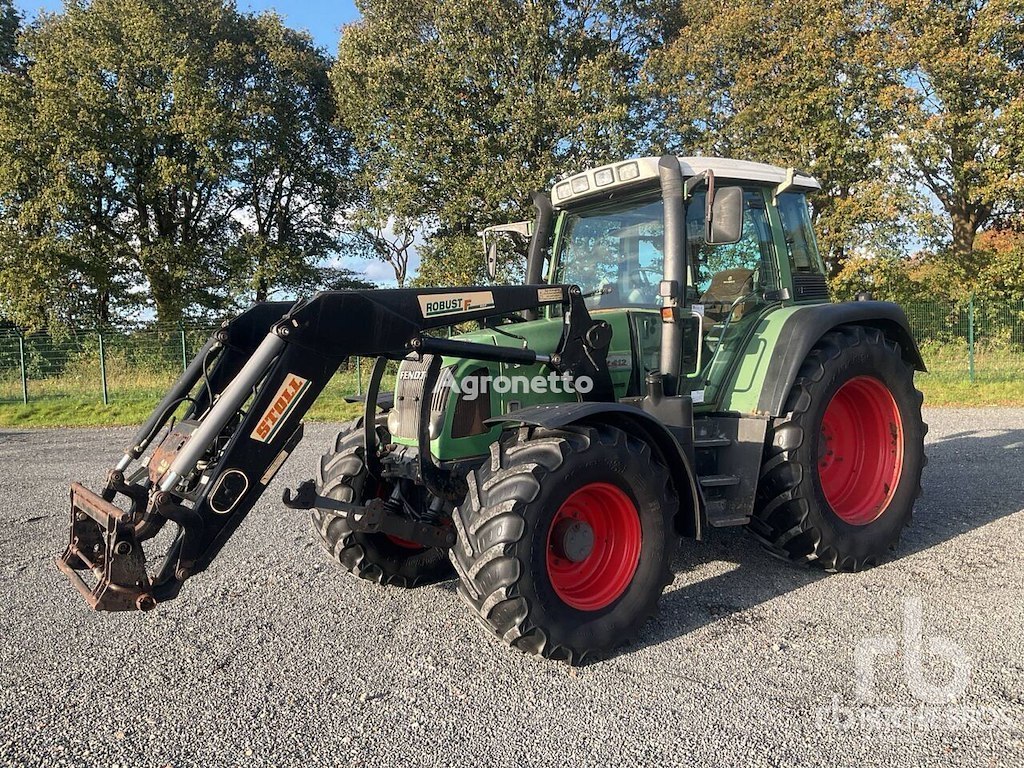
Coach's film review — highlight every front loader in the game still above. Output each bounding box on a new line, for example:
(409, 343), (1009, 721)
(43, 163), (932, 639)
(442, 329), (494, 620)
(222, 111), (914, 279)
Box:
(59, 155), (926, 662)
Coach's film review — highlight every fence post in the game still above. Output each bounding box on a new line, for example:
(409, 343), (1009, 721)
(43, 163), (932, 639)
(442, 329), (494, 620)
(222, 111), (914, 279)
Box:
(968, 294), (975, 384)
(98, 330), (109, 405)
(356, 357), (362, 396)
(180, 325), (188, 374)
(18, 333), (27, 405)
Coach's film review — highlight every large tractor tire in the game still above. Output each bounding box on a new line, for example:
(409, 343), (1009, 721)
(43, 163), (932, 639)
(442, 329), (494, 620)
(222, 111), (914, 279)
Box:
(749, 325), (926, 571)
(451, 424), (678, 663)
(311, 419), (453, 587)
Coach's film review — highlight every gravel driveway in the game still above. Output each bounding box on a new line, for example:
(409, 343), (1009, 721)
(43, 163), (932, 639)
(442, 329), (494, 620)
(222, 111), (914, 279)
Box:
(1, 408), (1022, 767)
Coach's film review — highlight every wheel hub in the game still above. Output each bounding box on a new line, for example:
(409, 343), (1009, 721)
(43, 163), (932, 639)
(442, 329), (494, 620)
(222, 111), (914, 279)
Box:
(551, 518), (595, 563)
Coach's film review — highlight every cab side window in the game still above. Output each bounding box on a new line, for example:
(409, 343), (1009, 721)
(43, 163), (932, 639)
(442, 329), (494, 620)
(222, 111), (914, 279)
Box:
(686, 187), (776, 297)
(776, 192), (823, 274)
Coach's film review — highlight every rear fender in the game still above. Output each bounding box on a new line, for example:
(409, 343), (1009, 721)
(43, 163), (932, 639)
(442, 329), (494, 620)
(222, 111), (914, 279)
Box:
(746, 301), (925, 417)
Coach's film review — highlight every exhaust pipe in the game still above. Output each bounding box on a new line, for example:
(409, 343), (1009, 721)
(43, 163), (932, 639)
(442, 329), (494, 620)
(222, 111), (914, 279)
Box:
(658, 155), (686, 396)
(523, 191), (554, 322)
(526, 191), (553, 285)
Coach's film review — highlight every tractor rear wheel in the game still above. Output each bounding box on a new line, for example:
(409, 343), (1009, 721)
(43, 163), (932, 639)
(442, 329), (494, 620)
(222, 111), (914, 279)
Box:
(749, 325), (926, 571)
(450, 424), (678, 663)
(311, 419), (453, 587)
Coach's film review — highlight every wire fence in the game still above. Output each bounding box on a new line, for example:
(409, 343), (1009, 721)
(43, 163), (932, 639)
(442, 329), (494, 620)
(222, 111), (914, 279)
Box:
(0, 323), (368, 406)
(1, 297), (1022, 406)
(903, 297), (1024, 385)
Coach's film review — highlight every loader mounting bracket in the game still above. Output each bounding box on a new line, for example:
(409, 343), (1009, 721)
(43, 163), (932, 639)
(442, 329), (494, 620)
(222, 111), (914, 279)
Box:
(283, 479), (455, 549)
(56, 483), (156, 612)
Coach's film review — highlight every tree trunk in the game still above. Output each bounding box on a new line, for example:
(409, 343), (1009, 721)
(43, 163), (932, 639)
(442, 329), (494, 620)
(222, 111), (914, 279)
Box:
(949, 204), (982, 283)
(146, 268), (182, 325)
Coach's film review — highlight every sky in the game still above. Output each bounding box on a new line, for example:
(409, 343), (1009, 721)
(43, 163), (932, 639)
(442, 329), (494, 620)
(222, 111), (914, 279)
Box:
(15, 1), (361, 52)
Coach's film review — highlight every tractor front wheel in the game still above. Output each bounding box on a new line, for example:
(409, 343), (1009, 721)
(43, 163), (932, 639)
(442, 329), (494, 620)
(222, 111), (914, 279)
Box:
(311, 419), (453, 587)
(450, 425), (678, 663)
(750, 325), (926, 571)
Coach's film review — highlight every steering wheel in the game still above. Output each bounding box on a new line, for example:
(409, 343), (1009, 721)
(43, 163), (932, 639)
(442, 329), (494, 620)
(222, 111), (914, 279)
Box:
(626, 267), (662, 305)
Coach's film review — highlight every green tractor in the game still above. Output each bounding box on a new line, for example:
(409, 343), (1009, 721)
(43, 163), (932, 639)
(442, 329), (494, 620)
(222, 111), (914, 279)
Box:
(59, 155), (925, 663)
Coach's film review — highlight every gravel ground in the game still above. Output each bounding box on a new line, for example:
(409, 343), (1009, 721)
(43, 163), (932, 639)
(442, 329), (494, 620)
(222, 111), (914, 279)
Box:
(0, 408), (1022, 767)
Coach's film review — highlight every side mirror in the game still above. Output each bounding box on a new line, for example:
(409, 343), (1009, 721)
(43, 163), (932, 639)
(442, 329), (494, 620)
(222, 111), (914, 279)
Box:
(705, 186), (743, 245)
(479, 220), (534, 282)
(485, 240), (499, 281)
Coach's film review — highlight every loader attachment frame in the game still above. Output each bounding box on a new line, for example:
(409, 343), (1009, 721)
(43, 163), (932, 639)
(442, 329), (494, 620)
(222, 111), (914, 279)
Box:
(58, 284), (613, 610)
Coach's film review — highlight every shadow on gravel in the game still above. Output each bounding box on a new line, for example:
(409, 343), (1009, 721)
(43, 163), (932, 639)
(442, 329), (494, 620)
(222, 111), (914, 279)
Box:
(615, 532), (827, 661)
(898, 426), (1024, 557)
(612, 426), (1024, 663)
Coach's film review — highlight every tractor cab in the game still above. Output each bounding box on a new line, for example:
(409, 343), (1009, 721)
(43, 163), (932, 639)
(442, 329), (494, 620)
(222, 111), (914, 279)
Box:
(538, 157), (826, 408)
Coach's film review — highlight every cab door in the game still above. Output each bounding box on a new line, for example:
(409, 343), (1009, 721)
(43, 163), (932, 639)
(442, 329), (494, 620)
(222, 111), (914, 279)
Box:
(684, 185), (781, 405)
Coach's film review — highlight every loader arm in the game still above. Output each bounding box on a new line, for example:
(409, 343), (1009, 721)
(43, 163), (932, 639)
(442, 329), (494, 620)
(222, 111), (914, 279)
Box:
(58, 284), (612, 611)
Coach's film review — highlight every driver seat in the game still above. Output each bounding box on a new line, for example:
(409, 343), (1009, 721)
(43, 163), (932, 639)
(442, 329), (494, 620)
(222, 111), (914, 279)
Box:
(700, 268), (756, 323)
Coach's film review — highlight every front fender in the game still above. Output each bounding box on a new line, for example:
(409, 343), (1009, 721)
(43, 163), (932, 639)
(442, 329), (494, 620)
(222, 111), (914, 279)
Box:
(487, 402), (705, 540)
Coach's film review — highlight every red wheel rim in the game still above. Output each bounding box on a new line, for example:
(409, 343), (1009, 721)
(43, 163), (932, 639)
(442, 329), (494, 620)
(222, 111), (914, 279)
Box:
(385, 534), (425, 550)
(818, 376), (904, 525)
(546, 482), (641, 611)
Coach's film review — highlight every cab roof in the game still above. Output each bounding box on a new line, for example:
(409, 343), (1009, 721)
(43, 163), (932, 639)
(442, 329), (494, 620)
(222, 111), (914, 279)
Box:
(551, 156), (821, 208)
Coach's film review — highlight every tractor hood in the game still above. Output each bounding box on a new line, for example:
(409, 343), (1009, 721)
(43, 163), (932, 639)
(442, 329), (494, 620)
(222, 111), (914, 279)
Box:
(388, 309), (644, 460)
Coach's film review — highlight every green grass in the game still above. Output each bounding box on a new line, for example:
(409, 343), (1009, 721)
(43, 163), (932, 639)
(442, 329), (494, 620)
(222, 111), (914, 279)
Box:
(1, 342), (1021, 428)
(914, 341), (1024, 407)
(0, 363), (366, 427)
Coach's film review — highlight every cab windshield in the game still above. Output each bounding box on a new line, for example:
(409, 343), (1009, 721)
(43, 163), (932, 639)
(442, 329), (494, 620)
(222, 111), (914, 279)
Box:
(553, 196), (666, 308)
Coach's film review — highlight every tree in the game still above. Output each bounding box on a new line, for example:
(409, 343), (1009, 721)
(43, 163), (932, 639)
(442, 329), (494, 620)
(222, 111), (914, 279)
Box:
(0, 2), (97, 328)
(350, 224), (416, 287)
(647, 0), (913, 275)
(332, 0), (656, 286)
(885, 0), (1024, 280)
(10, 0), (251, 324)
(229, 13), (361, 303)
(0, 0), (360, 329)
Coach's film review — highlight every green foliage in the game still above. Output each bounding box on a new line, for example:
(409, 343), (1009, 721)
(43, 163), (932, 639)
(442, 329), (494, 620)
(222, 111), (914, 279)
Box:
(0, 0), (362, 330)
(646, 0), (914, 276)
(332, 0), (656, 286)
(973, 228), (1024, 302)
(830, 255), (933, 303)
(1, 0), (1022, 320)
(884, 0), (1024, 272)
(227, 13), (362, 302)
(0, 0), (17, 71)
